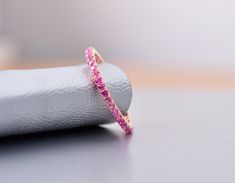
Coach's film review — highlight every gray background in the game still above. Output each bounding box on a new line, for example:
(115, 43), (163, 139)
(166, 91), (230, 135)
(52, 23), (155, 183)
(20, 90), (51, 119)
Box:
(0, 88), (235, 183)
(0, 1), (235, 182)
(0, 0), (235, 68)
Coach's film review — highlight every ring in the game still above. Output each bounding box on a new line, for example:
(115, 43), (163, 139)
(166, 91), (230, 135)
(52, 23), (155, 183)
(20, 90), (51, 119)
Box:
(85, 47), (133, 134)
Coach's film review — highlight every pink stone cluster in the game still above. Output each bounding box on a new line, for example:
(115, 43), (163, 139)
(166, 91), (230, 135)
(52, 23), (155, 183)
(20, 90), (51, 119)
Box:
(85, 47), (132, 134)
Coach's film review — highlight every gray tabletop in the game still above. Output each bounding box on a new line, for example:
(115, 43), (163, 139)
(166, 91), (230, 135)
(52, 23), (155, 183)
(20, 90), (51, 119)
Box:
(0, 88), (235, 183)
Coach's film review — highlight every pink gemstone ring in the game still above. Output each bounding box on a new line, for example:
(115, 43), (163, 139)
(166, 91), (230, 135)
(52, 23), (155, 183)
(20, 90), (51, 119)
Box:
(85, 47), (133, 134)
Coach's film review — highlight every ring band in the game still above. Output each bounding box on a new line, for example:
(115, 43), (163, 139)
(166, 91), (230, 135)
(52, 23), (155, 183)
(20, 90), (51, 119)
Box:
(85, 47), (133, 134)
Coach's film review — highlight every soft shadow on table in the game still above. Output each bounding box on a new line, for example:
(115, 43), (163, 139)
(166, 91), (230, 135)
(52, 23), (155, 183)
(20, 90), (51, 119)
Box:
(0, 125), (132, 183)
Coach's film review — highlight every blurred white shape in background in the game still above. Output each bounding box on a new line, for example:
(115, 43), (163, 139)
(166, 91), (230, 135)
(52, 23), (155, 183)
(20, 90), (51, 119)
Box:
(0, 37), (17, 67)
(0, 0), (18, 68)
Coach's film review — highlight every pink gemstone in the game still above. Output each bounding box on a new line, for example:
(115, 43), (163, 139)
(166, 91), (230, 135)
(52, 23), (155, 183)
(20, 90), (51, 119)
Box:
(116, 113), (122, 122)
(108, 102), (114, 109)
(121, 123), (128, 130)
(105, 97), (112, 102)
(85, 51), (91, 56)
(119, 118), (125, 126)
(88, 54), (93, 59)
(112, 108), (118, 116)
(93, 69), (99, 77)
(95, 77), (102, 85)
(90, 65), (96, 71)
(88, 60), (93, 66)
(98, 84), (105, 90)
(125, 128), (132, 134)
(102, 90), (108, 97)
